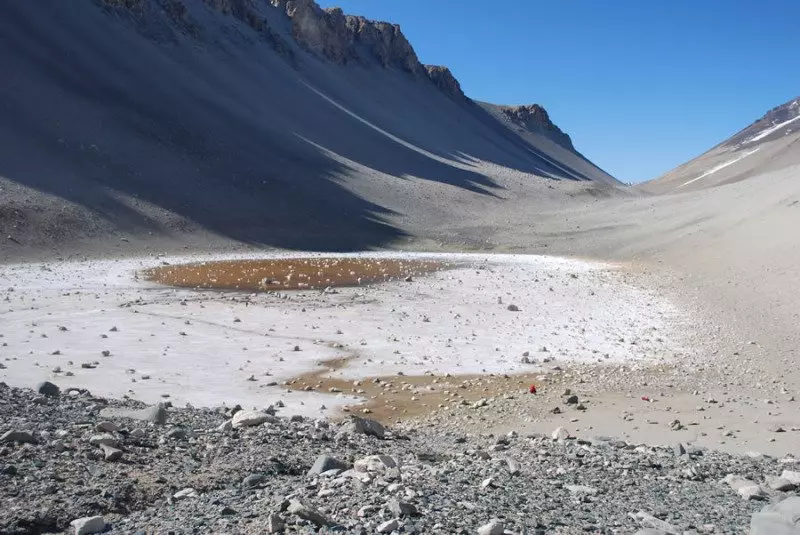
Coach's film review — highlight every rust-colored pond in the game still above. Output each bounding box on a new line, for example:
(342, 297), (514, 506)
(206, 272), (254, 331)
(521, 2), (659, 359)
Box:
(143, 257), (449, 292)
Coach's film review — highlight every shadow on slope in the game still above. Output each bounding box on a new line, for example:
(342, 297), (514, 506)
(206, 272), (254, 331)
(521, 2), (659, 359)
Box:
(0, 1), (515, 251)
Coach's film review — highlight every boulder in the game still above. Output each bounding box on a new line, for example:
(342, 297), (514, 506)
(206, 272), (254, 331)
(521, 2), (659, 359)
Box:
(70, 516), (106, 535)
(287, 499), (332, 527)
(750, 496), (800, 535)
(341, 415), (385, 438)
(36, 381), (60, 397)
(232, 410), (273, 428)
(308, 454), (350, 477)
(0, 430), (37, 444)
(552, 427), (570, 441)
(477, 519), (504, 535)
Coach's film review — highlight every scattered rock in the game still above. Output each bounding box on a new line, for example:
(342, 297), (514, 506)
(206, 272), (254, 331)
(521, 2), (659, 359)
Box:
(552, 427), (570, 441)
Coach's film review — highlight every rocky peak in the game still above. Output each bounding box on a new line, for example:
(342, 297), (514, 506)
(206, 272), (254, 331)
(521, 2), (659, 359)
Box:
(268, 0), (423, 74)
(500, 105), (574, 149)
(424, 66), (465, 100)
(724, 96), (800, 149)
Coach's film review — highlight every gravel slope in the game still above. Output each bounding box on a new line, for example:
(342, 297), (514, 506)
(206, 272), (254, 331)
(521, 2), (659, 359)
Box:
(3, 382), (799, 534)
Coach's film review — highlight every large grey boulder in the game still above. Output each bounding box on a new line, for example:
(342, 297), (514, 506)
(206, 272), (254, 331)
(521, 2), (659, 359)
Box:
(340, 415), (385, 438)
(99, 403), (168, 425)
(70, 516), (106, 535)
(36, 381), (60, 397)
(307, 454), (350, 477)
(750, 496), (800, 534)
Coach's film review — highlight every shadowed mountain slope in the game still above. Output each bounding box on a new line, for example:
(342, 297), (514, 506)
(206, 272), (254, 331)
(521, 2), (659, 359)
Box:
(0, 0), (617, 258)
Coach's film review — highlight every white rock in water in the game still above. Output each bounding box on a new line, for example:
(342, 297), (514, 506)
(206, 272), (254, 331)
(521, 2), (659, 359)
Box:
(552, 427), (570, 441)
(477, 519), (504, 535)
(70, 516), (106, 535)
(232, 410), (271, 428)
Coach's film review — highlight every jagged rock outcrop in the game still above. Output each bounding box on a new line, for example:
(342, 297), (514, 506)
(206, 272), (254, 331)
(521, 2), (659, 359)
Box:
(500, 104), (574, 150)
(425, 66), (465, 100)
(345, 16), (423, 75)
(268, 0), (423, 74)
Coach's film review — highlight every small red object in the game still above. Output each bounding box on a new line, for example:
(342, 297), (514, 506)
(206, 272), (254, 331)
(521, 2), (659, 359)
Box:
(529, 384), (537, 394)
(641, 395), (650, 401)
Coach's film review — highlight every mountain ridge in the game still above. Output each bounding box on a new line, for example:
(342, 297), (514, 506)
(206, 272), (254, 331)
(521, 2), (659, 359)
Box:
(642, 95), (800, 193)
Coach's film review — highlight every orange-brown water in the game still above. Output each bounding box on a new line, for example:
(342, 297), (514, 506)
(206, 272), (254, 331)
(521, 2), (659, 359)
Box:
(143, 257), (448, 292)
(289, 356), (571, 424)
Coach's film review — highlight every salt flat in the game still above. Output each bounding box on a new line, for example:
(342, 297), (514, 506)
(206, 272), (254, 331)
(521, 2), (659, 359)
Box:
(0, 252), (687, 418)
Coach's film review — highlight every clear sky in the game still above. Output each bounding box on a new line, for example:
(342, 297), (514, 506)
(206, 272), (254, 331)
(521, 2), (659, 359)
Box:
(316, 0), (800, 183)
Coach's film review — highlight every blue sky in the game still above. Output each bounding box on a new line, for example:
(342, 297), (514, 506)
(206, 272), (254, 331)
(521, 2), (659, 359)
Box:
(316, 0), (800, 183)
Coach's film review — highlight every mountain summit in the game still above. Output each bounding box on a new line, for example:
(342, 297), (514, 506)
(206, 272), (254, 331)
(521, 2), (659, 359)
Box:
(643, 96), (800, 193)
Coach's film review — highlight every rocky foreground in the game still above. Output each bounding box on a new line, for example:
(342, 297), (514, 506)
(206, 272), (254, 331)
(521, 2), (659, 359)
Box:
(1, 382), (799, 534)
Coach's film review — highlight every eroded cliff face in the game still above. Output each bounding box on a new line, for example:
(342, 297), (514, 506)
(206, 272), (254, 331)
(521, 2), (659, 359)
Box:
(425, 66), (466, 100)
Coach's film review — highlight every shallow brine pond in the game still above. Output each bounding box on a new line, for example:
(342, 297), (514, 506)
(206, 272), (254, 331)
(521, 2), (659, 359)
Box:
(143, 257), (450, 291)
